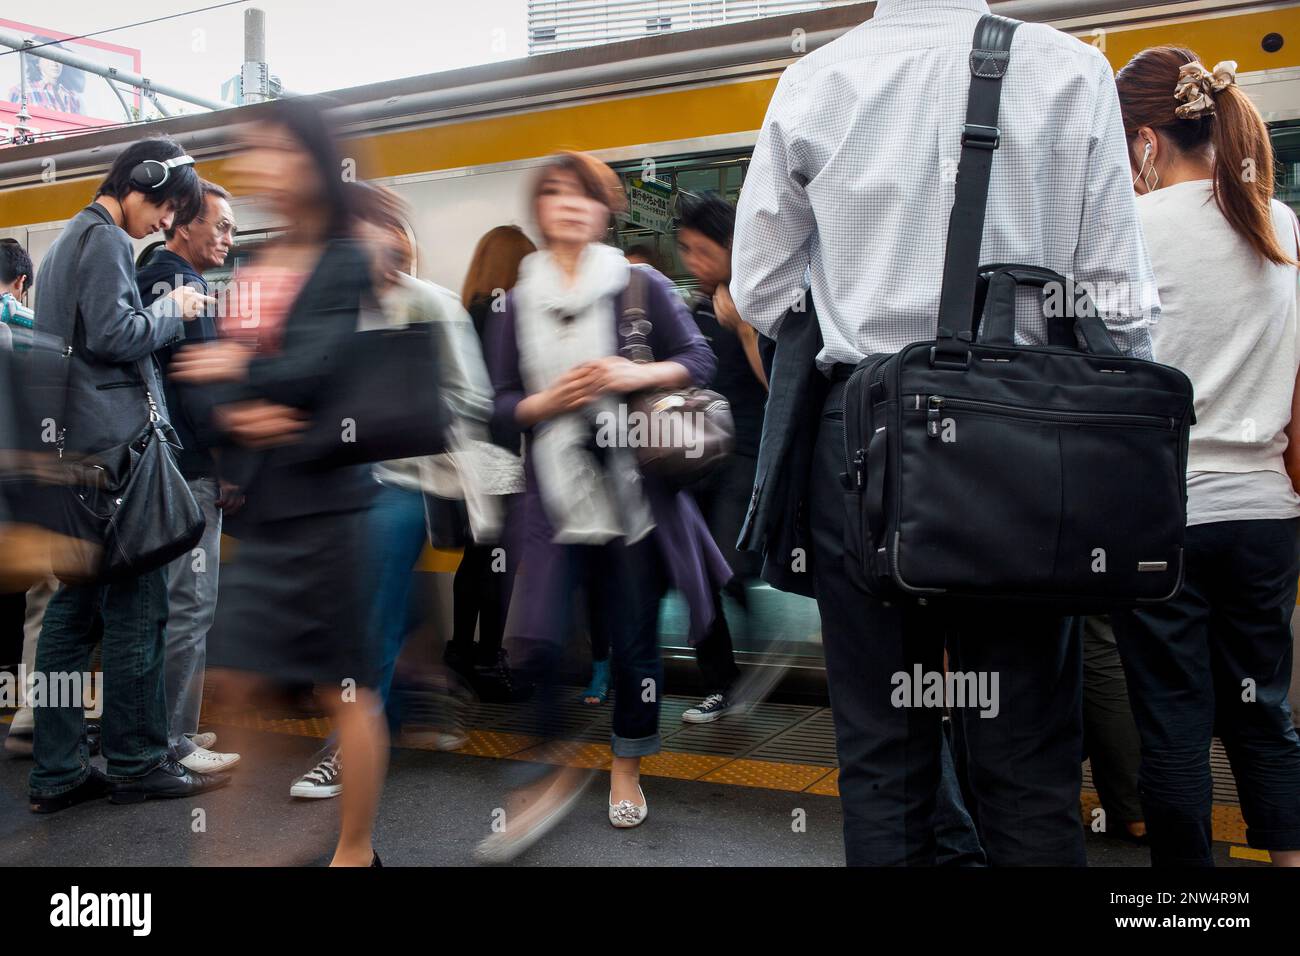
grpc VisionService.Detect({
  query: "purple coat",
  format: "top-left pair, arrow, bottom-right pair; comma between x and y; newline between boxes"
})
487,263 -> 733,645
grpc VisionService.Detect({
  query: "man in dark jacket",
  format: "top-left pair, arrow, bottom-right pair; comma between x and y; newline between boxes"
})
136,179 -> 241,775
28,137 -> 230,813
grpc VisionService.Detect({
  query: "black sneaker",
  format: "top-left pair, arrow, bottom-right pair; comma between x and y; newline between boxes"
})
290,749 -> 342,799
681,692 -> 747,724
109,755 -> 231,804
472,649 -> 533,704
30,767 -> 112,814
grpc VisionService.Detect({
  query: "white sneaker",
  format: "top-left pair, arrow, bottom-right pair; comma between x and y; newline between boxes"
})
608,785 -> 648,828
180,747 -> 241,773
185,732 -> 218,750
290,750 -> 342,799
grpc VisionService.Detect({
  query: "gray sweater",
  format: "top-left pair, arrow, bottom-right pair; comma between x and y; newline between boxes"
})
34,203 -> 184,459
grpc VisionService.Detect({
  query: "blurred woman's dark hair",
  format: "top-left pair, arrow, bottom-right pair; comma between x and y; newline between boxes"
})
351,181 -> 414,273
0,238 -> 34,288
674,192 -> 735,249
462,225 -> 537,307
257,96 -> 356,240
25,38 -> 87,92
95,136 -> 203,224
1117,46 -> 1293,266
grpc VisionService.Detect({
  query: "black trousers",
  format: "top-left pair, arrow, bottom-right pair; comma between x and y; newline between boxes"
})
810,381 -> 1086,865
1082,616 -> 1144,826
1113,517 -> 1300,865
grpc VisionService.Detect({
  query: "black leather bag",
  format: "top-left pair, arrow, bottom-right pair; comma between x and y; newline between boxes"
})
288,322 -> 446,467
841,14 -> 1194,612
65,402 -> 206,581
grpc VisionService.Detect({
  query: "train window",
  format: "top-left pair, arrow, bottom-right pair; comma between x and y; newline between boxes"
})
609,150 -> 751,290
1271,121 -> 1300,216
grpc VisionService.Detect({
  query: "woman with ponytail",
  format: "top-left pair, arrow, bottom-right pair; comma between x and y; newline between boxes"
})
1112,46 -> 1300,867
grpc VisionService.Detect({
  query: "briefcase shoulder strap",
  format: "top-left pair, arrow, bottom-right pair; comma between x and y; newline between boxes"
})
934,13 -> 1022,347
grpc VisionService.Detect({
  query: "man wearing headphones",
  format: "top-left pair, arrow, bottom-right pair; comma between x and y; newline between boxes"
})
28,136 -> 229,813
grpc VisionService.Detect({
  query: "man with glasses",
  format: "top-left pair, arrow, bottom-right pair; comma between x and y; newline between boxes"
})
137,179 -> 242,775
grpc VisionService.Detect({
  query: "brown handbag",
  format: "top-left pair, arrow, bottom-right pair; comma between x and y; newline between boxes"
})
620,267 -> 735,485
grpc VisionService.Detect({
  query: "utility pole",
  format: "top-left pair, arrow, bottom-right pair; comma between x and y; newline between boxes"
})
241,8 -> 269,105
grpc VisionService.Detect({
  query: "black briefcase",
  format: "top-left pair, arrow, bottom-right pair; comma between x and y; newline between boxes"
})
841,14 -> 1194,611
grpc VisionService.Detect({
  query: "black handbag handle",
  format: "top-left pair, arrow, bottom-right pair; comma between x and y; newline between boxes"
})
975,265 -> 1120,355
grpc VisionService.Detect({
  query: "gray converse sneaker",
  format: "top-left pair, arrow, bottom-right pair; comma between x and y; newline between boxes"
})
290,750 -> 341,799
681,692 -> 747,723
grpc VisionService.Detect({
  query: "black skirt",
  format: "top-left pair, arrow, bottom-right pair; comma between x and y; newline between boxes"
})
209,508 -> 378,689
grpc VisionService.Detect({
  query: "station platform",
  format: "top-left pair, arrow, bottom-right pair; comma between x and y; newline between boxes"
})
0,691 -> 1265,867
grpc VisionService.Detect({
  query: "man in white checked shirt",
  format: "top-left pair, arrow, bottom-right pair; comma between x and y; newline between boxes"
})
732,0 -> 1158,865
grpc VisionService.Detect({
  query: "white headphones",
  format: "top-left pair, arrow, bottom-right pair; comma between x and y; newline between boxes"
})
1132,141 -> 1153,189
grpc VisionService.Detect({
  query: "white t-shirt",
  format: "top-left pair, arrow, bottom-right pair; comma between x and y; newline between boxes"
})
1139,180 -> 1300,525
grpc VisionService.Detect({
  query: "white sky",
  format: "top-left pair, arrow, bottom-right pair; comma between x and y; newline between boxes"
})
4,0 -> 530,112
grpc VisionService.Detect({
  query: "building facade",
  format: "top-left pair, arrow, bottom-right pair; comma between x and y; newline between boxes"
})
527,0 -> 843,54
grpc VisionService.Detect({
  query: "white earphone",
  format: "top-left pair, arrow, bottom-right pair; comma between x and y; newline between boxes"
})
1132,141 -> 1153,188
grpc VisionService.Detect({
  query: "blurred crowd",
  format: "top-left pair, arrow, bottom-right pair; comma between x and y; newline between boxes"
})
2,0 -> 1300,869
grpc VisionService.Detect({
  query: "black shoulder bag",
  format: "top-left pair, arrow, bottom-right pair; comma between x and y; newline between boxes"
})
841,13 -> 1194,611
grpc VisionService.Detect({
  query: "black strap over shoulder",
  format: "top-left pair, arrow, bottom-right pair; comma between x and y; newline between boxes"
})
932,13 -> 1021,368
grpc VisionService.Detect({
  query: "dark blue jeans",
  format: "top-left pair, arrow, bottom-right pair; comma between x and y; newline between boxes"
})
29,569 -> 170,796
1113,517 -> 1300,865
367,482 -> 432,729
515,536 -> 665,759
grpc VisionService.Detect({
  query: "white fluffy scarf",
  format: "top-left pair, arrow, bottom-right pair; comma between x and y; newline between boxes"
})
514,243 -> 654,544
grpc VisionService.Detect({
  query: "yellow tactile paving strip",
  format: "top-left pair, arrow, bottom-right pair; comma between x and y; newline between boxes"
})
0,709 -> 1252,846
700,758 -> 835,793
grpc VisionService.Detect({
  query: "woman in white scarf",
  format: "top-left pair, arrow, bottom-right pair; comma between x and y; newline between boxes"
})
476,153 -> 729,860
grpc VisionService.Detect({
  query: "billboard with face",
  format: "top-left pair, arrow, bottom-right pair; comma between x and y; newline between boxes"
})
1,18 -> 142,140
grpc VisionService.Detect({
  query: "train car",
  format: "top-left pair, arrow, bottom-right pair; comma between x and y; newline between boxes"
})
2,0 -> 1298,695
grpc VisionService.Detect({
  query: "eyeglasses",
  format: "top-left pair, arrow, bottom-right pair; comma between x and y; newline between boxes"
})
195,216 -> 237,238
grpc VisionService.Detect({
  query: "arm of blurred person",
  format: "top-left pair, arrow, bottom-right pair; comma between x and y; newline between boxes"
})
730,69 -> 815,340
714,283 -> 768,390
426,285 -> 494,425
213,401 -> 308,450
1073,52 -> 1158,359
77,226 -> 212,364
174,244 -> 366,417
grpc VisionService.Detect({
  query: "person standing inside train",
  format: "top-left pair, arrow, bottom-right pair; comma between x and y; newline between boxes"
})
1111,47 -> 1300,867
477,152 -> 730,861
673,192 -> 766,723
171,99 -> 385,866
27,137 -> 226,813
136,179 -> 242,776
731,0 -> 1158,865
